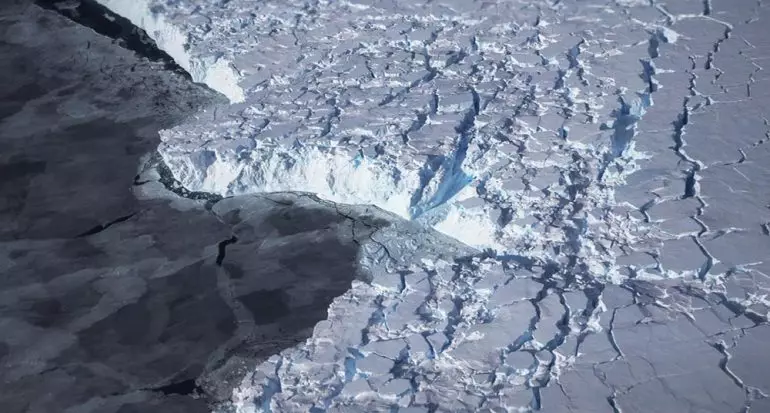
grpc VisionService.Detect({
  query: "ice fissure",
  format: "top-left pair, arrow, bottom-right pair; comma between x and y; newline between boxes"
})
82,0 -> 770,412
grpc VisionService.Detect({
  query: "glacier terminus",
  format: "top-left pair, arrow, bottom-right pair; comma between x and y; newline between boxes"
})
1,0 -> 769,412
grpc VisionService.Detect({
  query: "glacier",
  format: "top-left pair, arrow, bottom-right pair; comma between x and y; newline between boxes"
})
7,0 -> 767,412
90,0 -> 685,275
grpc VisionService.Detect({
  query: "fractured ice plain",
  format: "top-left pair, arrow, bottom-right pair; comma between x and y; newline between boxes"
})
86,0 -> 770,412
93,0 -> 684,269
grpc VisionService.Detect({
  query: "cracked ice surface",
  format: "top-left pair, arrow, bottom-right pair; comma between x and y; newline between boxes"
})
215,191 -> 769,413
95,0 -> 698,271
5,1 -> 770,412
223,193 -> 588,412
90,0 -> 770,411
229,268 -> 770,413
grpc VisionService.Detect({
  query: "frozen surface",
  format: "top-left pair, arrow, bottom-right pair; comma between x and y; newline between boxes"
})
94,0 -> 770,278
3,1 -> 770,413
91,0 -> 686,263
88,0 -> 770,411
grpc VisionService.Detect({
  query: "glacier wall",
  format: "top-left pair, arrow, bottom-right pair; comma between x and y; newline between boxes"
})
93,0 -> 705,283
95,0 -> 245,103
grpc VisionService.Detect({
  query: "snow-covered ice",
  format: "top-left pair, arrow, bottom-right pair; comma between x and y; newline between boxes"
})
93,0 -> 683,267
75,0 -> 770,412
